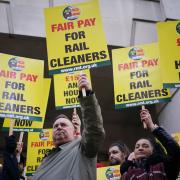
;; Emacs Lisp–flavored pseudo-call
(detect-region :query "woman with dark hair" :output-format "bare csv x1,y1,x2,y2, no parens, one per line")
120,108,180,180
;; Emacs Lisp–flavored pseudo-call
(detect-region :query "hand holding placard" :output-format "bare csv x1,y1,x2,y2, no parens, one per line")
9,119,15,136
78,72,91,97
140,107,157,131
141,106,147,129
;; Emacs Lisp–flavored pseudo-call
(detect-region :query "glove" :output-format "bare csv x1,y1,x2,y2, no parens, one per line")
5,135,17,153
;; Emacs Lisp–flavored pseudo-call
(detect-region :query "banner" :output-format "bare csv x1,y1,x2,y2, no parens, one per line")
97,165,120,180
0,53,44,121
2,79,51,132
112,43,171,108
54,70,91,109
157,21,180,88
44,0,110,75
26,129,54,176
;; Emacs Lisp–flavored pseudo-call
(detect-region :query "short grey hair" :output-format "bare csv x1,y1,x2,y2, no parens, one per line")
53,114,73,126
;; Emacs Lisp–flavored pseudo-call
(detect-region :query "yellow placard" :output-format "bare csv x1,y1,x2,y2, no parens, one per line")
97,165,120,180
112,43,171,108
26,129,54,176
157,21,180,88
54,70,91,109
172,132,180,146
2,79,51,132
0,53,44,121
44,0,110,75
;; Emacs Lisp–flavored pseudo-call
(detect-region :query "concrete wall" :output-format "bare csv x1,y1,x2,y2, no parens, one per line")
158,89,180,134
0,0,164,46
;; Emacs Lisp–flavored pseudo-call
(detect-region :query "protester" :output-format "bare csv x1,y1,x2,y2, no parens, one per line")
32,73,105,180
108,141,130,166
120,108,180,180
16,142,26,180
2,135,20,180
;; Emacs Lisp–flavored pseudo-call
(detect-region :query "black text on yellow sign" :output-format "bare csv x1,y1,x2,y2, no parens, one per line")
112,43,171,109
0,54,44,121
116,59,170,108
54,70,91,109
45,1,110,75
0,80,41,119
64,76,79,106
50,30,108,70
157,21,180,88
175,60,180,81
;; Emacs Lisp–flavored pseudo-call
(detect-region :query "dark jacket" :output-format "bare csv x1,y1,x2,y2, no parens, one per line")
120,127,180,180
2,135,20,180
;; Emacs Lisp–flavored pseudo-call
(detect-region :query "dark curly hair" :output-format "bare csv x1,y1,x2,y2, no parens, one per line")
137,137,166,157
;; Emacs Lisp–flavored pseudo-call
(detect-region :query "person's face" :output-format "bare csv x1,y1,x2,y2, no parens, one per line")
16,142,23,154
53,118,75,147
109,146,125,165
134,139,153,160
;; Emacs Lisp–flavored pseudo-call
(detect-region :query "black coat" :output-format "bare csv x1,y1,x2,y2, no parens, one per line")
2,135,19,180
2,152,19,180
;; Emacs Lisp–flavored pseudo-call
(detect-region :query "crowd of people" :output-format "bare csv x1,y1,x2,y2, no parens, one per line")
1,74,180,180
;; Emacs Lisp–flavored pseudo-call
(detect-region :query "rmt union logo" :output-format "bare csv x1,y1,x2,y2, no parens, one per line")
8,57,25,71
63,6,80,20
176,22,180,34
128,47,144,60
